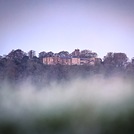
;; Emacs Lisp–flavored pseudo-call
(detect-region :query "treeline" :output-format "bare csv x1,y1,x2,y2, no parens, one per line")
0,49,134,86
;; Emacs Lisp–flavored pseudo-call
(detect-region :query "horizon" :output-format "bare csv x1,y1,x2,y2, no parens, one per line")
0,48,133,61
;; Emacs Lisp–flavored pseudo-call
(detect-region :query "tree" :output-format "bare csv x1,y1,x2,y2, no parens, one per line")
39,51,46,58
0,56,2,60
28,50,36,59
103,52,114,65
6,49,26,61
58,51,70,57
80,49,97,58
103,52,128,68
46,52,54,57
113,53,128,67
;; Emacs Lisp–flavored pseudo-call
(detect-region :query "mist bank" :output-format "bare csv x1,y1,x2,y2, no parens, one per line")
0,76,134,133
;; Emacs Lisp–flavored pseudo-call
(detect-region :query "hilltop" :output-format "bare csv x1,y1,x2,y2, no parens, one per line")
0,49,134,86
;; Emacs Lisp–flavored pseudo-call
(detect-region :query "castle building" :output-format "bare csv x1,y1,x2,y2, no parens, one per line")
43,57,54,65
42,49,100,66
71,57,80,65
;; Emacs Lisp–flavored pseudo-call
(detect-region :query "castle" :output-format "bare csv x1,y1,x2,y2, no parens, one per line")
42,49,102,65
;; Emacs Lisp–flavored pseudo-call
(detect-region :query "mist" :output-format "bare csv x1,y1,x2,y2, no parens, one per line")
0,75,134,134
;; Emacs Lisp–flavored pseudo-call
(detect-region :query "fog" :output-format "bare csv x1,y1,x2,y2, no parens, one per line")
0,75,134,134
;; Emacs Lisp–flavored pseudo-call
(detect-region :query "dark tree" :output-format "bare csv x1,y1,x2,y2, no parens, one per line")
6,49,26,61
58,51,70,57
103,52,128,68
39,51,46,58
28,50,36,59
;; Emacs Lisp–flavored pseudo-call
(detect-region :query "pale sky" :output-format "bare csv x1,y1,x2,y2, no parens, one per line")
0,0,134,59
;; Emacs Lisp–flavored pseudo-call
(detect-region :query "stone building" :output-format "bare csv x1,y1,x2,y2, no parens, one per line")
42,49,101,65
80,58,89,65
61,57,72,65
80,58,98,65
43,57,54,65
43,56,72,65
71,57,80,65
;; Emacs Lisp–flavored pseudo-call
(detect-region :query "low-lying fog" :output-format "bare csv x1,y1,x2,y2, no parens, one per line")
0,75,134,134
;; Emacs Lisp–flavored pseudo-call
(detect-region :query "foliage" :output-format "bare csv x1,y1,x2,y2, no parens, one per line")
0,49,133,85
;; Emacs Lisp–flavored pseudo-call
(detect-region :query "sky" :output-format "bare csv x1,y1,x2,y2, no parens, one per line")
0,0,134,59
